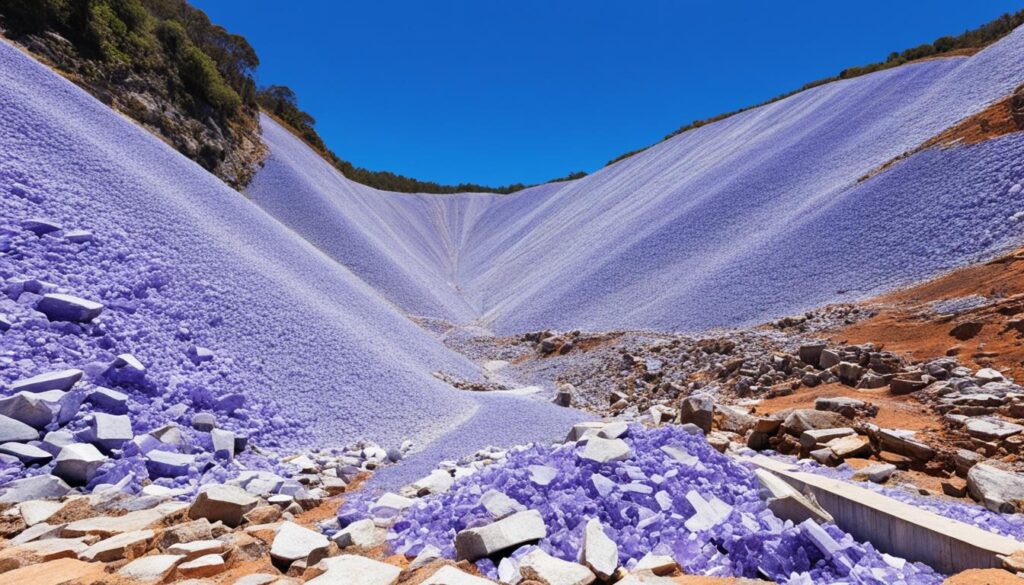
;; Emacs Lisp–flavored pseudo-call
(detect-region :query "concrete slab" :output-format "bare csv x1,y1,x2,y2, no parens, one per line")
743,455,1024,574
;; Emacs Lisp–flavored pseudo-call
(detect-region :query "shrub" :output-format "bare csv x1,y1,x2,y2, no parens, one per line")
180,44,241,111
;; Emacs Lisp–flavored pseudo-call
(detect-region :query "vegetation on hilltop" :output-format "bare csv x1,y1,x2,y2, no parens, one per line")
0,0,582,193
0,0,264,186
606,9,1024,167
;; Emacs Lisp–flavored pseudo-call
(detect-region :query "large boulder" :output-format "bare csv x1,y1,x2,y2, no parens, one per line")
0,413,39,443
145,450,195,479
798,343,827,367
119,554,184,583
0,391,62,429
715,404,756,434
331,518,385,550
679,395,714,434
35,294,104,323
519,548,596,585
106,354,146,384
455,509,546,561
306,555,400,585
0,442,53,465
270,521,329,570
799,428,855,450
965,417,1024,441
21,218,62,236
86,387,128,414
872,427,935,462
0,474,71,503
968,463,1024,513
77,413,133,452
52,443,107,485
188,484,258,527
579,437,631,464
579,518,617,580
10,369,82,393
814,396,868,419
781,409,847,436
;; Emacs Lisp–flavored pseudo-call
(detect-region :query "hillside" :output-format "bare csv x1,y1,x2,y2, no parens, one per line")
248,24,1024,335
4,9,1024,585
0,36,583,474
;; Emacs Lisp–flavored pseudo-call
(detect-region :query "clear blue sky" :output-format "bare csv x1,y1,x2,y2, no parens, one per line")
192,1,1022,186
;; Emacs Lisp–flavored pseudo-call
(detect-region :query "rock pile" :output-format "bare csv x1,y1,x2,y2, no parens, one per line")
341,424,943,584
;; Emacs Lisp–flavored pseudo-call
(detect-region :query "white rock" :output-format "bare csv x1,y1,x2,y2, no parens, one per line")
481,489,525,520
21,218,62,236
369,492,413,520
332,518,384,549
579,518,618,580
683,490,732,532
455,509,547,561
306,555,401,585
519,548,596,585
0,413,39,443
113,353,146,373
53,443,107,485
18,537,88,560
579,437,631,464
119,554,185,583
410,469,454,496
597,421,629,439
422,565,493,585
965,417,1024,441
79,413,133,451
975,368,1006,384
18,499,63,526
64,229,93,243
10,369,82,394
0,474,70,503
409,544,442,570
270,521,329,567
968,463,1024,513
659,445,697,466
12,522,62,545
0,441,53,464
211,428,236,459
62,502,187,538
528,464,559,485
178,553,227,578
633,552,679,575
188,484,258,527
79,529,154,562
167,539,227,560
36,293,104,323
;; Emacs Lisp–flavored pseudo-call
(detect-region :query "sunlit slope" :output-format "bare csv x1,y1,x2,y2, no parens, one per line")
0,39,583,456
252,25,1024,334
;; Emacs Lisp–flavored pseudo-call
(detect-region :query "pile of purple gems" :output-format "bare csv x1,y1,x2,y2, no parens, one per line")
342,426,942,584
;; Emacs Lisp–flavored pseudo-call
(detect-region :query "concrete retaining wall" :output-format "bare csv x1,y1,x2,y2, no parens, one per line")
744,455,1023,574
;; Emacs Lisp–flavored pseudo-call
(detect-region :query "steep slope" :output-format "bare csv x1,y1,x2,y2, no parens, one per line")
461,26,1024,333
0,39,583,466
250,26,1024,337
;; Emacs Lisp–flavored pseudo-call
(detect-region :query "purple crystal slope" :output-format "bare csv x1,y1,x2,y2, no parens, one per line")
0,38,584,481
249,26,1024,335
353,427,942,584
